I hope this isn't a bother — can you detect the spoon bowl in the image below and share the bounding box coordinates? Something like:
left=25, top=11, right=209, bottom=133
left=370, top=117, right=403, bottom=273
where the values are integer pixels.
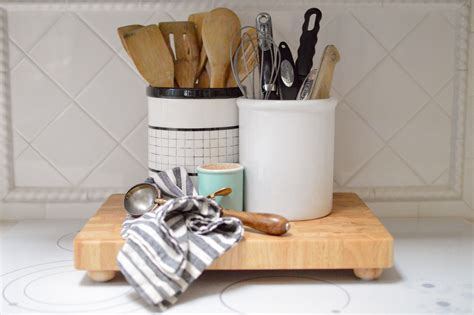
left=124, top=183, right=161, bottom=217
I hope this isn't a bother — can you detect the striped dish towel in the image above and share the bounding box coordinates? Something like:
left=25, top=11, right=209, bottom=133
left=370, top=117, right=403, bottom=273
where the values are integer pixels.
left=117, top=167, right=244, bottom=310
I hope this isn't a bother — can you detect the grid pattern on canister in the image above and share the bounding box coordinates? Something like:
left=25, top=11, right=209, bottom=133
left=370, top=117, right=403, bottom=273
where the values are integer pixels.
left=148, top=127, right=239, bottom=175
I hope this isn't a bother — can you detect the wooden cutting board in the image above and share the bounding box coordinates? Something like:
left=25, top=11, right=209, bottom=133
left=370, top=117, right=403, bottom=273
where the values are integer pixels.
left=74, top=193, right=393, bottom=282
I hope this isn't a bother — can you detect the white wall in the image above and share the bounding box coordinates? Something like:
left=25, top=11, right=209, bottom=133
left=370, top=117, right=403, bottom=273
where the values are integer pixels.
left=0, top=0, right=472, bottom=219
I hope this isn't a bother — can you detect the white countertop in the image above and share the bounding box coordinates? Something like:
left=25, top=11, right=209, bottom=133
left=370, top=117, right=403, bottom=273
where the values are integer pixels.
left=0, top=218, right=473, bottom=314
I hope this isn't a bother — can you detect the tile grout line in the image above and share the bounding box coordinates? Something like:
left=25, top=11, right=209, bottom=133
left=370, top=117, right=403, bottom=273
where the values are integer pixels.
left=10, top=10, right=151, bottom=187
left=343, top=10, right=428, bottom=97
left=119, top=116, right=149, bottom=170
left=7, top=42, right=74, bottom=144
left=431, top=76, right=456, bottom=118
left=27, top=105, right=76, bottom=187
left=431, top=167, right=450, bottom=185
left=384, top=99, right=435, bottom=184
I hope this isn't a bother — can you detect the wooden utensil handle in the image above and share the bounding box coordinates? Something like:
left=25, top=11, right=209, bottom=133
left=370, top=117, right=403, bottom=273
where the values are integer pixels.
left=222, top=209, right=290, bottom=236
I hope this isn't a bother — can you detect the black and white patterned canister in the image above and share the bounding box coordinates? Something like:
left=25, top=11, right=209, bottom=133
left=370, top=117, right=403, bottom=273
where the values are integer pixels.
left=147, top=87, right=241, bottom=176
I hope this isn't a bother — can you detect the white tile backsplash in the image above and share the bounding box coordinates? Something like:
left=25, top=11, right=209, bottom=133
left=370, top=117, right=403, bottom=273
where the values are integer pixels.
left=11, top=58, right=70, bottom=141
left=389, top=102, right=451, bottom=184
left=32, top=104, right=116, bottom=185
left=30, top=12, right=115, bottom=96
left=346, top=56, right=429, bottom=141
left=391, top=12, right=455, bottom=96
left=0, top=0, right=472, bottom=219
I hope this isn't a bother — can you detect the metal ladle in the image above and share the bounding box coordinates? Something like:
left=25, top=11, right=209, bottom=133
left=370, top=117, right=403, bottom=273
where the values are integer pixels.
left=123, top=184, right=290, bottom=236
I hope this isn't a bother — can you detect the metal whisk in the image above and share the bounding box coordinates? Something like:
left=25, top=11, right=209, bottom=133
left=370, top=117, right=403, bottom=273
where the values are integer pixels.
left=230, top=22, right=281, bottom=99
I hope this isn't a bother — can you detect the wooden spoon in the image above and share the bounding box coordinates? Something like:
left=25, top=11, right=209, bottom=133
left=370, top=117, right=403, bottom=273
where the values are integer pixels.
left=123, top=25, right=174, bottom=87
left=159, top=22, right=200, bottom=88
left=208, top=187, right=290, bottom=236
left=202, top=8, right=241, bottom=88
left=117, top=24, right=143, bottom=56
left=227, top=28, right=257, bottom=87
left=310, top=45, right=340, bottom=99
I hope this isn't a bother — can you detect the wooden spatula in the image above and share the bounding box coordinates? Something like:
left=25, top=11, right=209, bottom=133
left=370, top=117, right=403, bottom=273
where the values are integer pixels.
left=227, top=28, right=257, bottom=87
left=123, top=25, right=174, bottom=87
left=189, top=12, right=208, bottom=83
left=310, top=45, right=340, bottom=99
left=202, top=8, right=241, bottom=88
left=188, top=12, right=206, bottom=48
left=159, top=22, right=200, bottom=88
left=196, top=68, right=210, bottom=88
left=117, top=24, right=143, bottom=56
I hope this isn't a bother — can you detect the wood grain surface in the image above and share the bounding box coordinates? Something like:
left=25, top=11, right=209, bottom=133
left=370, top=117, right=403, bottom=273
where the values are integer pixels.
left=74, top=193, right=393, bottom=273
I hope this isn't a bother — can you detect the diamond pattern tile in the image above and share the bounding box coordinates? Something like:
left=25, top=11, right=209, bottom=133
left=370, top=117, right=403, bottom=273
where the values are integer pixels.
left=11, top=58, right=70, bottom=141
left=78, top=10, right=153, bottom=51
left=77, top=56, right=147, bottom=141
left=351, top=6, right=426, bottom=50
left=8, top=10, right=61, bottom=51
left=347, top=56, right=430, bottom=140
left=13, top=131, right=28, bottom=158
left=30, top=12, right=114, bottom=96
left=81, top=146, right=146, bottom=188
left=4, top=4, right=463, bottom=196
left=122, top=118, right=148, bottom=167
left=315, top=11, right=386, bottom=95
left=434, top=169, right=449, bottom=185
left=32, top=104, right=116, bottom=185
left=15, top=147, right=70, bottom=187
left=435, top=79, right=454, bottom=116
left=334, top=102, right=384, bottom=185
left=390, top=102, right=451, bottom=184
left=8, top=40, right=24, bottom=70
left=348, top=146, right=424, bottom=187
left=392, top=13, right=455, bottom=96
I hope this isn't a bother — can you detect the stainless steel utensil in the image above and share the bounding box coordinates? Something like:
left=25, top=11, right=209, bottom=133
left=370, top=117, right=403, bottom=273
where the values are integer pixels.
left=256, top=12, right=278, bottom=99
left=123, top=184, right=290, bottom=235
left=123, top=183, right=166, bottom=217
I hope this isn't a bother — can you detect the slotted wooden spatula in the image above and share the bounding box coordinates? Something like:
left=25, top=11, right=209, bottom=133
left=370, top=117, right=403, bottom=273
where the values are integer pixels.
left=310, top=45, right=340, bottom=99
left=202, top=8, right=241, bottom=88
left=159, top=22, right=200, bottom=88
left=123, top=25, right=174, bottom=87
left=117, top=24, right=143, bottom=56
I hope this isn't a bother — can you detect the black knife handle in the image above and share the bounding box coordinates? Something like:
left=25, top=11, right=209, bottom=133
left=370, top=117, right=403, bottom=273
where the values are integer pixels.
left=295, top=8, right=322, bottom=88
left=278, top=41, right=298, bottom=100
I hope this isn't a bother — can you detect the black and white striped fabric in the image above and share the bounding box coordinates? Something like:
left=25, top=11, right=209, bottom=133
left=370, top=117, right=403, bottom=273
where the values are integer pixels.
left=117, top=167, right=244, bottom=310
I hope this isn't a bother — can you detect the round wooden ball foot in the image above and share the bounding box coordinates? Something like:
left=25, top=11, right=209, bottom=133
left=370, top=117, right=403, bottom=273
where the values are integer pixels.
left=87, top=270, right=116, bottom=282
left=353, top=268, right=383, bottom=280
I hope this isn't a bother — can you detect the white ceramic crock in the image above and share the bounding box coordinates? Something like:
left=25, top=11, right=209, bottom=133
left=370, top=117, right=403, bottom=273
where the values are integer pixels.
left=237, top=97, right=338, bottom=221
left=147, top=88, right=241, bottom=177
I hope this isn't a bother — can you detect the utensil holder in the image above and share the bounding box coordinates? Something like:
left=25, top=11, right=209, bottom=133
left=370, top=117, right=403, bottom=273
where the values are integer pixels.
left=237, top=97, right=338, bottom=220
left=147, top=87, right=241, bottom=177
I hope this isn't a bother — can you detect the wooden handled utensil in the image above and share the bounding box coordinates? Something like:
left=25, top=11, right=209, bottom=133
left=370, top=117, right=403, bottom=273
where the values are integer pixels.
left=227, top=28, right=257, bottom=87
left=196, top=69, right=210, bottom=88
left=189, top=12, right=208, bottom=83
left=310, top=45, right=340, bottom=99
left=159, top=22, right=200, bottom=88
left=188, top=12, right=206, bottom=48
left=123, top=25, right=174, bottom=87
left=124, top=184, right=290, bottom=236
left=117, top=24, right=143, bottom=56
left=202, top=8, right=241, bottom=88
left=208, top=187, right=290, bottom=236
